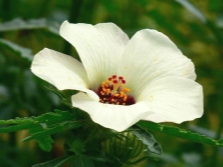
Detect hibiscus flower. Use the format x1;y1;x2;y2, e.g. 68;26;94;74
31;21;203;132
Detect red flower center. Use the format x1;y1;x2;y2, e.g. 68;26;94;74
97;75;135;105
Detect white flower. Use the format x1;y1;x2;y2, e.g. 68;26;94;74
31;21;203;132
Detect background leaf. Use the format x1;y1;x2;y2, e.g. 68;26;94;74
175;0;206;23
0;18;60;35
0;38;33;61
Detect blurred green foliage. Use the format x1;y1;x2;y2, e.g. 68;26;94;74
0;0;223;166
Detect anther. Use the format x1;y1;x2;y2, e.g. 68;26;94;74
113;80;118;84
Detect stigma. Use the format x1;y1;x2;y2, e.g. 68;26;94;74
97;75;135;105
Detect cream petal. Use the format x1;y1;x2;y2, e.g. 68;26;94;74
71;92;152;132
137;77;203;123
31;48;99;100
118;29;196;98
60;21;129;90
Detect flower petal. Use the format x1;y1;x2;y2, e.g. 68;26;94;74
118;29;196;98
60;21;129;90
71;92;152;132
137;77;203;123
31;48;99;100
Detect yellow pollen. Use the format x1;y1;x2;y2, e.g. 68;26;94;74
122;88;130;92
106;89;111;93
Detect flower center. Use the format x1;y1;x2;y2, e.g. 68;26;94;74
97;75;135;105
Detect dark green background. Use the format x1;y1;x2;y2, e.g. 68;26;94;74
0;0;223;167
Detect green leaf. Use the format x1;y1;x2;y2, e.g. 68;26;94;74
0;110;81;151
29;126;54;152
0;18;59;35
0;123;40;133
36;136;54;152
0;110;75;126
137;121;223;147
32;155;76;167
175;0;206;23
0;38;33;61
22;120;81;142
132;130;162;155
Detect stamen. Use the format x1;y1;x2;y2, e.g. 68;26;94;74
96;75;135;105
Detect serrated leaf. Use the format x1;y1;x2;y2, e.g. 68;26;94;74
0;38;33;61
0;123;40;133
22;121;81;142
0;110;81;151
29;127;54;152
0;110;78;132
0;110;75;126
0;18;59;34
32;155;76;167
132;130;162;155
36;136;54;152
137;121;223;147
0;117;34;125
